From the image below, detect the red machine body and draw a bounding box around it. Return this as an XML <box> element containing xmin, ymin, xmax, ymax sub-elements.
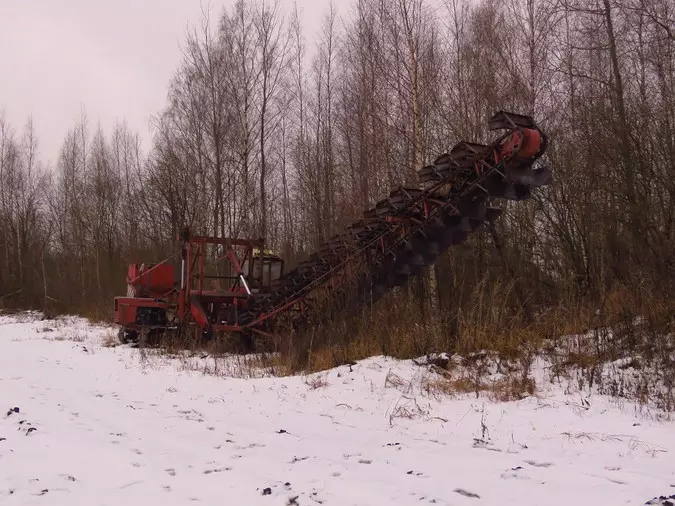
<box><xmin>113</xmin><ymin>233</ymin><xmax>285</xmax><ymax>343</ymax></box>
<box><xmin>126</xmin><ymin>263</ymin><xmax>175</xmax><ymax>297</ymax></box>
<box><xmin>113</xmin><ymin>262</ymin><xmax>176</xmax><ymax>335</ymax></box>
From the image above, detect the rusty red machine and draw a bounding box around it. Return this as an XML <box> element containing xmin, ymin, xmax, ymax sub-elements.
<box><xmin>114</xmin><ymin>233</ymin><xmax>284</xmax><ymax>343</ymax></box>
<box><xmin>114</xmin><ymin>111</ymin><xmax>551</xmax><ymax>345</ymax></box>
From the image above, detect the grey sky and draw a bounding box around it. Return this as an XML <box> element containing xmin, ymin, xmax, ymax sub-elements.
<box><xmin>0</xmin><ymin>0</ymin><xmax>334</xmax><ymax>165</ymax></box>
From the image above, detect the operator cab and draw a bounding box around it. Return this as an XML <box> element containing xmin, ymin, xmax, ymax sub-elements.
<box><xmin>242</xmin><ymin>248</ymin><xmax>284</xmax><ymax>292</ymax></box>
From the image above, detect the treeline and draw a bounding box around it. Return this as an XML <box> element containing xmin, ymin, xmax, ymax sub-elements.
<box><xmin>0</xmin><ymin>0</ymin><xmax>673</xmax><ymax>343</ymax></box>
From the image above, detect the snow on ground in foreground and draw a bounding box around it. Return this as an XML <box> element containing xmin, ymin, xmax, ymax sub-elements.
<box><xmin>1</xmin><ymin>314</ymin><xmax>675</xmax><ymax>505</ymax></box>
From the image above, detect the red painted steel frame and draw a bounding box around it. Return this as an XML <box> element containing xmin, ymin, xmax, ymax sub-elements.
<box><xmin>115</xmin><ymin>229</ymin><xmax>274</xmax><ymax>339</ymax></box>
<box><xmin>177</xmin><ymin>230</ymin><xmax>267</xmax><ymax>333</ymax></box>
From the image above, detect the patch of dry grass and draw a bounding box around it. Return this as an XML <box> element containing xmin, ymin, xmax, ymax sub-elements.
<box><xmin>541</xmin><ymin>289</ymin><xmax>674</xmax><ymax>411</ymax></box>
<box><xmin>304</xmin><ymin>373</ymin><xmax>329</xmax><ymax>390</ymax></box>
<box><xmin>270</xmin><ymin>282</ymin><xmax>673</xmax><ymax>409</ymax></box>
<box><xmin>421</xmin><ymin>363</ymin><xmax>536</xmax><ymax>402</ymax></box>
<box><xmin>384</xmin><ymin>370</ymin><xmax>414</xmax><ymax>394</ymax></box>
<box><xmin>388</xmin><ymin>396</ymin><xmax>430</xmax><ymax>426</ymax></box>
<box><xmin>102</xmin><ymin>330</ymin><xmax>119</xmax><ymax>348</ymax></box>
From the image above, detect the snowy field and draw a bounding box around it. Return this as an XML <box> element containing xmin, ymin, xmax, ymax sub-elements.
<box><xmin>1</xmin><ymin>313</ymin><xmax>674</xmax><ymax>505</ymax></box>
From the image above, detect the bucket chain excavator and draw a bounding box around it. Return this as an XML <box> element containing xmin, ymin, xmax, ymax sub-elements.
<box><xmin>114</xmin><ymin>111</ymin><xmax>550</xmax><ymax>346</ymax></box>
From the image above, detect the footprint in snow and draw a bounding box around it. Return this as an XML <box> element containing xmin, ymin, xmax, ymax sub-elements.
<box><xmin>585</xmin><ymin>472</ymin><xmax>628</xmax><ymax>485</ymax></box>
<box><xmin>290</xmin><ymin>456</ymin><xmax>309</xmax><ymax>464</ymax></box>
<box><xmin>203</xmin><ymin>467</ymin><xmax>231</xmax><ymax>474</ymax></box>
<box><xmin>472</xmin><ymin>439</ymin><xmax>502</xmax><ymax>452</ymax></box>
<box><xmin>258</xmin><ymin>482</ymin><xmax>294</xmax><ymax>496</ymax></box>
<box><xmin>501</xmin><ymin>466</ymin><xmax>531</xmax><ymax>480</ymax></box>
<box><xmin>309</xmin><ymin>490</ymin><xmax>325</xmax><ymax>504</ymax></box>
<box><xmin>178</xmin><ymin>410</ymin><xmax>204</xmax><ymax>422</ymax></box>
<box><xmin>454</xmin><ymin>488</ymin><xmax>480</xmax><ymax>499</ymax></box>
<box><xmin>119</xmin><ymin>481</ymin><xmax>143</xmax><ymax>490</ymax></box>
<box><xmin>235</xmin><ymin>442</ymin><xmax>266</xmax><ymax>450</ymax></box>
<box><xmin>524</xmin><ymin>459</ymin><xmax>554</xmax><ymax>468</ymax></box>
<box><xmin>416</xmin><ymin>496</ymin><xmax>447</xmax><ymax>505</ymax></box>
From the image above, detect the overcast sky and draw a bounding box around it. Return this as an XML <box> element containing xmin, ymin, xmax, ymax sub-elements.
<box><xmin>0</xmin><ymin>0</ymin><xmax>335</xmax><ymax>165</ymax></box>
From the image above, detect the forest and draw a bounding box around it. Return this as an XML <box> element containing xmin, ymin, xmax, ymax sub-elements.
<box><xmin>0</xmin><ymin>0</ymin><xmax>673</xmax><ymax>364</ymax></box>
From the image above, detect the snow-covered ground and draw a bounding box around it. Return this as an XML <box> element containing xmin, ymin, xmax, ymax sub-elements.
<box><xmin>1</xmin><ymin>313</ymin><xmax>674</xmax><ymax>505</ymax></box>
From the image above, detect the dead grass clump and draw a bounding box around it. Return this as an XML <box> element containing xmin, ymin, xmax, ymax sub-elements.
<box><xmin>280</xmin><ymin>292</ymin><xmax>464</xmax><ymax>374</ymax></box>
<box><xmin>423</xmin><ymin>373</ymin><xmax>535</xmax><ymax>402</ymax></box>
<box><xmin>277</xmin><ymin>277</ymin><xmax>556</xmax><ymax>376</ymax></box>
<box><xmin>304</xmin><ymin>338</ymin><xmax>381</xmax><ymax>373</ymax></box>
<box><xmin>384</xmin><ymin>370</ymin><xmax>413</xmax><ymax>393</ymax></box>
<box><xmin>102</xmin><ymin>331</ymin><xmax>119</xmax><ymax>348</ymax></box>
<box><xmin>388</xmin><ymin>396</ymin><xmax>430</xmax><ymax>426</ymax></box>
<box><xmin>305</xmin><ymin>373</ymin><xmax>329</xmax><ymax>389</ymax></box>
<box><xmin>128</xmin><ymin>327</ymin><xmax>290</xmax><ymax>379</ymax></box>
<box><xmin>79</xmin><ymin>304</ymin><xmax>115</xmax><ymax>326</ymax></box>
<box><xmin>489</xmin><ymin>376</ymin><xmax>537</xmax><ymax>402</ymax></box>
<box><xmin>180</xmin><ymin>352</ymin><xmax>289</xmax><ymax>379</ymax></box>
<box><xmin>419</xmin><ymin>348</ymin><xmax>537</xmax><ymax>402</ymax></box>
<box><xmin>50</xmin><ymin>331</ymin><xmax>87</xmax><ymax>343</ymax></box>
<box><xmin>423</xmin><ymin>376</ymin><xmax>485</xmax><ymax>397</ymax></box>
<box><xmin>561</xmin><ymin>351</ymin><xmax>598</xmax><ymax>369</ymax></box>
<box><xmin>542</xmin><ymin>288</ymin><xmax>675</xmax><ymax>411</ymax></box>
